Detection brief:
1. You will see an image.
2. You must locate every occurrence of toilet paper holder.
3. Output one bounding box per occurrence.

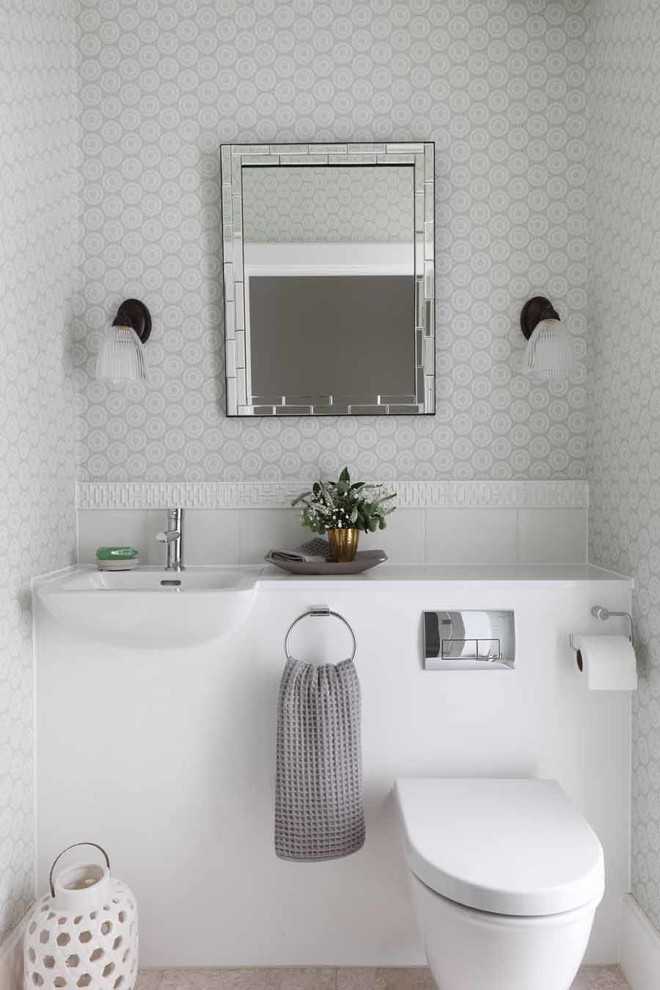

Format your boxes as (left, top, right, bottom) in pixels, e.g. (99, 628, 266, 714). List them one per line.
(569, 605, 635, 668)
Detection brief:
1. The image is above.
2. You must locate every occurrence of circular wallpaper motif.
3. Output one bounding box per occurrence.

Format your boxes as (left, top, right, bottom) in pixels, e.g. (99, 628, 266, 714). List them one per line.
(0, 2, 78, 941)
(75, 0, 589, 484)
(588, 0, 660, 931)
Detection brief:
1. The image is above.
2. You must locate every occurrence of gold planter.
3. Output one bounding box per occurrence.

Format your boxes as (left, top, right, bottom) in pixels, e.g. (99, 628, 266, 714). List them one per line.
(327, 527, 359, 562)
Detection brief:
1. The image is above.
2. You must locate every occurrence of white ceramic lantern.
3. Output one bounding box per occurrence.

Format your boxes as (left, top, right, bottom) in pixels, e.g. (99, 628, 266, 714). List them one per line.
(24, 843, 138, 990)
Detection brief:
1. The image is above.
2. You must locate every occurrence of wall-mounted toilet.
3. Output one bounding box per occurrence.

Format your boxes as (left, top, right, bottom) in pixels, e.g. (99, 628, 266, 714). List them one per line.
(395, 778, 604, 990)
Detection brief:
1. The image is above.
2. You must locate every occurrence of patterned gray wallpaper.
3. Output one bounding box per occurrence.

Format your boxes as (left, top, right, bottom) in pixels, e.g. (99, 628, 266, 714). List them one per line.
(588, 0, 660, 931)
(242, 165, 414, 243)
(5, 0, 658, 950)
(74, 0, 589, 484)
(0, 0, 78, 941)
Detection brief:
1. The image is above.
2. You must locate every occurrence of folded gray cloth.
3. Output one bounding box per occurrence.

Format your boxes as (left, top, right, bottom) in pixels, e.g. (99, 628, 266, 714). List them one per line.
(267, 538, 333, 564)
(275, 657, 365, 861)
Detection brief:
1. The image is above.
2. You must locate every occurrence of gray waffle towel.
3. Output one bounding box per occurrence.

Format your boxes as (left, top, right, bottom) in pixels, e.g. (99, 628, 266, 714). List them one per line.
(275, 657, 365, 861)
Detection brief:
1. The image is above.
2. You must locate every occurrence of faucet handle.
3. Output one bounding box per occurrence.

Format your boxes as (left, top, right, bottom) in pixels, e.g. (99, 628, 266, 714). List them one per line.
(156, 530, 180, 543)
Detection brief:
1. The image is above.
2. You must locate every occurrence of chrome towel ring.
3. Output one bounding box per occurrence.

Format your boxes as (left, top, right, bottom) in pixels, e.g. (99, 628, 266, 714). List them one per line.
(284, 606, 357, 663)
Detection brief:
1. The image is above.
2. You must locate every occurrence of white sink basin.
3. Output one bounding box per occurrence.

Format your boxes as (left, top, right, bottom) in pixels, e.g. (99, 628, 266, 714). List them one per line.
(36, 565, 262, 649)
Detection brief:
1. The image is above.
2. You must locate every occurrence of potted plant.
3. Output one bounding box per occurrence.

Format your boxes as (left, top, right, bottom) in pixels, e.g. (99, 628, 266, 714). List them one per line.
(292, 467, 396, 562)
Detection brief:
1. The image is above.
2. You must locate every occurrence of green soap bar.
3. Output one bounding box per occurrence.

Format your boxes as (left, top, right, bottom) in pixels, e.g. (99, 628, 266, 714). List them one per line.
(96, 546, 139, 560)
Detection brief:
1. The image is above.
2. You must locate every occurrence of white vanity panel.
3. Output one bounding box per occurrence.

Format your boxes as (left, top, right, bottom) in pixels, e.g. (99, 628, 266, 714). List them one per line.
(35, 569, 630, 968)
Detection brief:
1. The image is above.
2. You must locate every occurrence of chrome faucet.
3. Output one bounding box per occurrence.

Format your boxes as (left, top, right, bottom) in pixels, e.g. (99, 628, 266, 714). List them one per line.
(156, 508, 184, 571)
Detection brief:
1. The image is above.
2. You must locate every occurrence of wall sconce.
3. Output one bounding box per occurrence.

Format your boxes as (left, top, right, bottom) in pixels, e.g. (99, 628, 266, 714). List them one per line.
(95, 299, 151, 382)
(520, 296, 573, 379)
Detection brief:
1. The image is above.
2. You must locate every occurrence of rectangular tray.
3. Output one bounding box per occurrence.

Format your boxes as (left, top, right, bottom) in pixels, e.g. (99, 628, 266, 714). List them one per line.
(266, 550, 387, 575)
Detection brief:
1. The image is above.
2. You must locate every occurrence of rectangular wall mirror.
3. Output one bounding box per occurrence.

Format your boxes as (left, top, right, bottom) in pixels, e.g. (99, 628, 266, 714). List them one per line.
(221, 142, 435, 416)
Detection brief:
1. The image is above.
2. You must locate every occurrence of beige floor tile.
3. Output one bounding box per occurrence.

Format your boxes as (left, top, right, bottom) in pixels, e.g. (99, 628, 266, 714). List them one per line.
(136, 971, 165, 990)
(159, 968, 336, 990)
(158, 972, 221, 990)
(335, 966, 630, 990)
(336, 969, 434, 990)
(148, 964, 630, 990)
(571, 965, 629, 990)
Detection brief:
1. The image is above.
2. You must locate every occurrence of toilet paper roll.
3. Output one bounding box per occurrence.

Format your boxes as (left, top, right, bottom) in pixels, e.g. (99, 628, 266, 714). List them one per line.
(574, 635, 637, 691)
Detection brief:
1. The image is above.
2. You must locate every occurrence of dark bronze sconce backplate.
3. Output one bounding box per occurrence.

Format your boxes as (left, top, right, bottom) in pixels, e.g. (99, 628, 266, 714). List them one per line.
(111, 298, 152, 343)
(520, 296, 560, 340)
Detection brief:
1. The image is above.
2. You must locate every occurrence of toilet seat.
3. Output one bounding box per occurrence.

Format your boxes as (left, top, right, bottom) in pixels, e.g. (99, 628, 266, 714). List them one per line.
(395, 778, 604, 917)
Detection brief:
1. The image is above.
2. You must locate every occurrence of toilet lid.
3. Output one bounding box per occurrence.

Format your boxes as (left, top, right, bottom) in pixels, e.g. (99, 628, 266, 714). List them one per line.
(395, 778, 604, 917)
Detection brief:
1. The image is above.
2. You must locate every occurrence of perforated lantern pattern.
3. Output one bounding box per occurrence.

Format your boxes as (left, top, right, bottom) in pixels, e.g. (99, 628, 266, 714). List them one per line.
(24, 844, 138, 990)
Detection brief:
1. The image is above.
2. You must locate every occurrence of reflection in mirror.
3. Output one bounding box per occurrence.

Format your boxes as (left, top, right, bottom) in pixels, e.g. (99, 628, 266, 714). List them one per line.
(221, 143, 434, 416)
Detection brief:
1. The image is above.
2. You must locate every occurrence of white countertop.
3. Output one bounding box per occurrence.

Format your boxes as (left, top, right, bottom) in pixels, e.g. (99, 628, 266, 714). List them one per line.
(34, 561, 633, 592)
(258, 563, 632, 586)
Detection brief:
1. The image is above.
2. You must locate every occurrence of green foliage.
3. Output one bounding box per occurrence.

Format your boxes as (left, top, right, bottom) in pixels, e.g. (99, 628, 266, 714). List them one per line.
(292, 467, 396, 535)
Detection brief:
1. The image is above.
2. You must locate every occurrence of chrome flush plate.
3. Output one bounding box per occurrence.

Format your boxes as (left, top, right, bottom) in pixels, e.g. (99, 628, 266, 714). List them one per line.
(423, 610, 515, 670)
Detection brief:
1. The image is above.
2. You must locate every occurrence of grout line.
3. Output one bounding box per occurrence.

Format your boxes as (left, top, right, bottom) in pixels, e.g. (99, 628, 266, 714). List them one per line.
(75, 495, 81, 564)
(584, 504, 589, 563)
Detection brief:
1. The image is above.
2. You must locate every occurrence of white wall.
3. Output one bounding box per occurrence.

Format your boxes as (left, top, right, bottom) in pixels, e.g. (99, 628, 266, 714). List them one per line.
(0, 0, 78, 943)
(35, 573, 631, 967)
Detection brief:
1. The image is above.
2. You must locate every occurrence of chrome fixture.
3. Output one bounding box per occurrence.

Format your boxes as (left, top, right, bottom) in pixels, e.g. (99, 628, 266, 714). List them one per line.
(156, 508, 184, 571)
(520, 296, 573, 379)
(284, 606, 357, 663)
(590, 606, 634, 647)
(569, 604, 634, 659)
(96, 298, 151, 382)
(423, 609, 516, 670)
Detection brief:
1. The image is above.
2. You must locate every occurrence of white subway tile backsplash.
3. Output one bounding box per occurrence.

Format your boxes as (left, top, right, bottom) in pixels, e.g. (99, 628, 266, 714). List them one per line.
(76, 506, 589, 567)
(365, 510, 425, 563)
(517, 509, 588, 564)
(77, 510, 166, 565)
(238, 510, 309, 565)
(184, 510, 240, 565)
(425, 509, 518, 564)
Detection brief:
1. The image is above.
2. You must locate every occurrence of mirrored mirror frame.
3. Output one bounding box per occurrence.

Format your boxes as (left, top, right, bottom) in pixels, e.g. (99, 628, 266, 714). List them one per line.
(220, 142, 435, 416)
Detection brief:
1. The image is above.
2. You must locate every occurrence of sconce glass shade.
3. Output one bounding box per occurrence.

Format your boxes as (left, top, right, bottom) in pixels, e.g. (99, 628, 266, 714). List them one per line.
(95, 324, 148, 381)
(526, 319, 573, 379)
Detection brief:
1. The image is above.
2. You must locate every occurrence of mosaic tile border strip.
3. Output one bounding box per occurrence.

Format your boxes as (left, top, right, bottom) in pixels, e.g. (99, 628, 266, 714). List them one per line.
(76, 481, 589, 511)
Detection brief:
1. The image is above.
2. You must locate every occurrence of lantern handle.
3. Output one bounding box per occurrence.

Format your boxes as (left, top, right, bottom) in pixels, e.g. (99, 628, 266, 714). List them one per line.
(49, 842, 111, 897)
